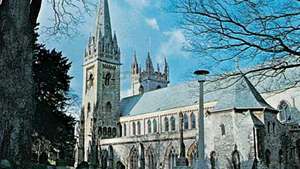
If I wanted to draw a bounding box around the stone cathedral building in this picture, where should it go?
[77,0,300,169]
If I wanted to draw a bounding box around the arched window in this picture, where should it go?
[129,148,138,169]
[105,73,111,86]
[170,116,176,131]
[191,113,196,129]
[87,73,94,89]
[184,113,189,130]
[139,85,144,94]
[108,127,112,136]
[168,147,176,169]
[112,128,117,137]
[108,146,114,168]
[153,119,157,133]
[147,147,156,169]
[164,117,169,132]
[124,124,127,136]
[98,127,102,136]
[132,122,136,136]
[265,149,271,167]
[232,149,240,169]
[147,120,152,134]
[105,102,112,112]
[210,151,217,169]
[137,121,141,135]
[220,124,225,135]
[103,127,107,136]
[278,100,289,121]
[118,123,122,137]
[87,102,91,113]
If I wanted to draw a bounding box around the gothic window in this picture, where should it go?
[98,127,102,136]
[105,73,111,86]
[87,73,94,89]
[191,113,196,129]
[168,147,176,169]
[187,143,197,166]
[129,148,138,169]
[278,100,289,121]
[137,121,141,135]
[108,145,114,168]
[103,127,107,136]
[124,124,127,136]
[118,123,122,137]
[87,102,91,114]
[265,149,271,167]
[170,116,176,131]
[184,113,189,130]
[112,128,117,137]
[210,151,217,169]
[273,122,275,134]
[147,120,152,134]
[108,127,112,136]
[220,124,225,135]
[139,85,144,94]
[132,122,136,136]
[164,117,169,132]
[105,102,112,112]
[232,149,240,169]
[147,148,156,169]
[153,119,157,133]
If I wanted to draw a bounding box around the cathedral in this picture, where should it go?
[77,0,300,169]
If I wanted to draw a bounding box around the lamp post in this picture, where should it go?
[194,69,209,168]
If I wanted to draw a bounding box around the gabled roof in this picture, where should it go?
[120,75,286,117]
[213,75,275,111]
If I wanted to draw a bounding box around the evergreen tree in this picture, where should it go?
[32,45,76,166]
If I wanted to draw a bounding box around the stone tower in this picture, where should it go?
[79,0,120,162]
[131,52,169,95]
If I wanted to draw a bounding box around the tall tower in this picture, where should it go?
[131,52,169,95]
[79,0,120,162]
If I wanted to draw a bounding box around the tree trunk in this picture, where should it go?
[0,0,34,168]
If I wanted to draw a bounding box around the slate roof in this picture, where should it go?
[120,75,277,117]
[213,76,275,111]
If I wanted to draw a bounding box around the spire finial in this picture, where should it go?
[146,52,154,73]
[95,0,112,40]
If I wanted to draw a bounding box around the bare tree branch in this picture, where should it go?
[171,0,300,90]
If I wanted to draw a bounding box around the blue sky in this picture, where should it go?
[38,0,202,99]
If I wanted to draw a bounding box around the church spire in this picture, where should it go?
[164,57,169,79]
[95,0,112,40]
[132,51,139,74]
[146,52,154,73]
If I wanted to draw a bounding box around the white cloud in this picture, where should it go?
[145,18,160,30]
[156,29,189,63]
[125,0,150,9]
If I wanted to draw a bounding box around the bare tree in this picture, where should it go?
[0,0,91,168]
[171,0,300,89]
